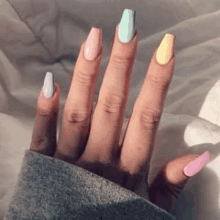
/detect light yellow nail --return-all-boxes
[156,33,175,65]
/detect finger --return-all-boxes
[148,151,213,213]
[30,72,60,156]
[79,10,139,163]
[54,27,103,163]
[118,34,176,176]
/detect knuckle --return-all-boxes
[76,69,96,86]
[37,107,53,117]
[100,93,126,114]
[111,55,133,70]
[138,107,161,129]
[31,134,48,147]
[147,73,170,90]
[66,109,90,123]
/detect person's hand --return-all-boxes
[29,10,212,214]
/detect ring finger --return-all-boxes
[77,10,138,164]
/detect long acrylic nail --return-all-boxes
[156,33,176,65]
[183,151,211,177]
[43,71,55,99]
[118,9,136,43]
[84,27,102,61]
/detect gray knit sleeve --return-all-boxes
[4,150,176,220]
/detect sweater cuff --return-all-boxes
[4,149,176,220]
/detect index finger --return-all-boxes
[118,33,176,176]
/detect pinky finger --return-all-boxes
[30,72,60,156]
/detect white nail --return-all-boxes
[43,71,55,99]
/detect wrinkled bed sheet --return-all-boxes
[0,0,220,219]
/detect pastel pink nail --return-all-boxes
[84,27,102,61]
[183,151,211,177]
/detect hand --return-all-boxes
[29,21,212,213]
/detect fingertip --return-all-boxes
[54,83,60,96]
[37,82,60,115]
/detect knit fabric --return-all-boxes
[4,150,176,220]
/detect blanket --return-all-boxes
[0,0,220,219]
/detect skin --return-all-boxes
[30,27,203,213]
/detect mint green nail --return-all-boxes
[118,9,136,43]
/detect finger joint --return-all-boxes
[99,93,126,115]
[111,55,133,71]
[37,108,54,117]
[75,69,96,86]
[66,109,90,123]
[137,107,161,129]
[147,73,170,91]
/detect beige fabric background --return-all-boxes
[0,0,220,219]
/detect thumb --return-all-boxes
[148,151,212,214]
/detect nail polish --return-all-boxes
[156,33,175,65]
[84,27,102,61]
[43,71,55,99]
[118,9,136,43]
[183,151,211,177]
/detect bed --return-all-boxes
[0,0,220,219]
